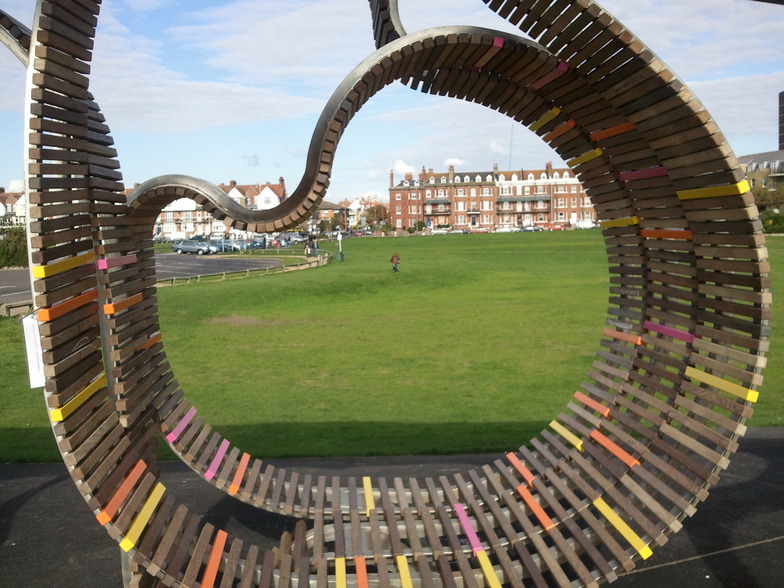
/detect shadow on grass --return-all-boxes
[0,420,550,463]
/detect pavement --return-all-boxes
[1,427,783,587]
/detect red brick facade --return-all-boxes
[389,164,596,231]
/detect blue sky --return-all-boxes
[2,0,783,202]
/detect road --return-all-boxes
[0,253,282,307]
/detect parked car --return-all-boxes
[171,240,212,255]
[431,228,450,235]
[449,228,470,234]
[210,239,242,252]
[522,225,543,232]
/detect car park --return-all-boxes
[171,240,212,255]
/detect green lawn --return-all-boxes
[1,231,781,462]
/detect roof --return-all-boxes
[738,150,784,175]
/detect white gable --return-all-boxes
[256,186,279,210]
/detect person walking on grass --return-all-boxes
[390,252,400,272]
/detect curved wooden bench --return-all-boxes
[7,0,769,586]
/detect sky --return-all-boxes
[1,0,783,203]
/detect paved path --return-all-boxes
[0,253,283,308]
[1,428,782,587]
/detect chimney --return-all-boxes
[448,164,454,183]
[419,165,426,183]
[230,180,237,187]
[545,162,553,178]
[279,176,287,200]
[389,169,395,188]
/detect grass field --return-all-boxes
[1,231,781,462]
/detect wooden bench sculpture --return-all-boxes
[3,0,770,585]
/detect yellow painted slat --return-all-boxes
[529,107,561,132]
[549,420,583,451]
[362,476,375,517]
[335,557,347,588]
[684,366,759,403]
[600,215,639,229]
[119,482,166,552]
[567,147,603,167]
[593,497,652,559]
[50,373,107,422]
[676,180,750,201]
[32,250,95,279]
[476,550,503,588]
[396,555,414,588]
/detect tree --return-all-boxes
[364,204,387,226]
[0,226,27,268]
[751,179,784,212]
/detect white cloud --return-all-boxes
[444,157,466,167]
[393,160,416,176]
[1,0,782,197]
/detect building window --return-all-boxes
[482,187,490,196]
[524,187,530,195]
[429,177,435,184]
[426,190,432,198]
[395,206,402,215]
[457,215,465,224]
[571,185,577,192]
[571,198,577,206]
[438,189,445,197]
[410,192,418,200]
[483,214,491,224]
[441,177,447,183]
[395,192,401,200]
[455,176,461,183]
[457,201,465,212]
[457,188,465,196]
[537,186,544,194]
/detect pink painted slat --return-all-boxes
[97,254,138,270]
[644,320,696,344]
[454,503,483,555]
[165,407,197,443]
[528,61,568,91]
[618,166,669,182]
[205,439,231,480]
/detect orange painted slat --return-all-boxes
[516,484,555,531]
[543,118,576,142]
[355,556,369,588]
[506,452,536,487]
[228,452,251,495]
[103,292,143,315]
[97,460,148,525]
[590,430,641,468]
[138,332,162,350]
[201,529,228,588]
[37,289,98,322]
[588,122,636,141]
[573,391,611,418]
[603,328,642,346]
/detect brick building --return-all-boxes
[388,163,596,231]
